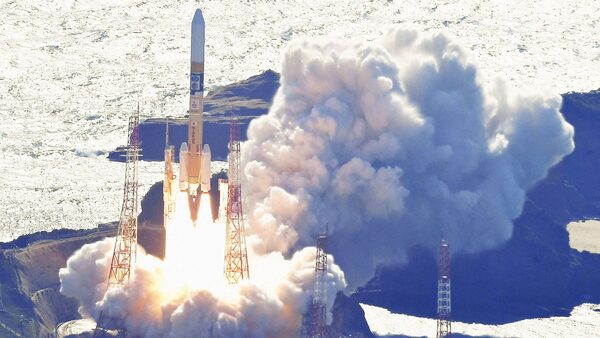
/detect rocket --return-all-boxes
[178,8,211,220]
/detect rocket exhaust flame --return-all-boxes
[163,192,224,297]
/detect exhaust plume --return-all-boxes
[242,27,574,287]
[60,239,345,337]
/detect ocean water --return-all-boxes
[1,0,599,241]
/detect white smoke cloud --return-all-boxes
[59,239,345,337]
[242,27,574,287]
[58,237,114,317]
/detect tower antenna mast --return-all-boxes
[436,237,452,338]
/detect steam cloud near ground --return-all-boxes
[60,238,345,337]
[242,27,574,287]
[60,27,574,336]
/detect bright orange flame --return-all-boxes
[194,193,226,291]
[162,190,228,301]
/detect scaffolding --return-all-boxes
[310,230,328,337]
[300,228,328,338]
[223,120,250,284]
[163,117,176,228]
[93,107,141,338]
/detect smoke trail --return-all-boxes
[242,27,574,287]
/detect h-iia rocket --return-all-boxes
[164,9,211,222]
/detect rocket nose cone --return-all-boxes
[192,9,205,25]
[202,144,211,154]
[180,142,189,152]
[191,9,205,63]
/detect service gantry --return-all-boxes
[300,227,329,338]
[93,107,141,338]
[310,229,328,337]
[223,120,250,284]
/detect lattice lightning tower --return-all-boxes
[93,107,141,338]
[308,229,328,338]
[436,238,451,338]
[224,120,250,284]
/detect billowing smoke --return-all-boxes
[60,26,574,336]
[60,238,346,337]
[242,27,574,287]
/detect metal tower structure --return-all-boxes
[163,117,176,225]
[300,228,328,338]
[224,120,250,284]
[436,238,451,338]
[93,107,141,338]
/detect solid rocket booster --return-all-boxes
[179,143,189,192]
[200,144,211,193]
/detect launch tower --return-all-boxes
[436,238,451,338]
[224,121,250,284]
[163,117,176,235]
[93,108,141,338]
[301,228,328,338]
